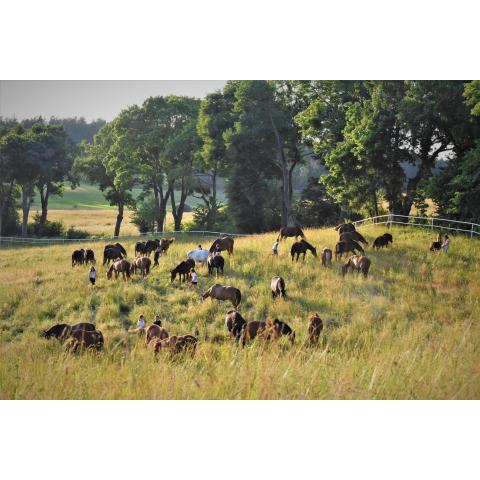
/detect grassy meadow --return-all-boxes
[0,225,479,399]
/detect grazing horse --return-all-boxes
[321,248,332,267]
[209,237,234,255]
[145,239,160,256]
[85,249,95,264]
[201,284,241,309]
[188,249,210,265]
[105,242,127,257]
[342,255,371,278]
[291,239,317,262]
[334,240,364,260]
[71,249,85,267]
[307,313,323,346]
[131,256,151,278]
[335,223,356,234]
[103,246,124,265]
[225,310,247,343]
[107,259,131,281]
[171,258,195,282]
[383,233,393,244]
[135,241,147,256]
[43,322,96,341]
[430,241,442,252]
[271,276,287,299]
[145,324,169,346]
[65,329,104,352]
[240,318,294,347]
[278,226,305,241]
[207,254,224,276]
[373,234,392,250]
[339,231,368,246]
[158,237,175,254]
[150,335,197,355]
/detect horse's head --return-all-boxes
[170,270,176,282]
[312,247,317,257]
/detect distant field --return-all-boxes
[0,225,478,399]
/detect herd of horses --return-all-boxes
[60,222,444,355]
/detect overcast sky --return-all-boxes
[0,80,227,122]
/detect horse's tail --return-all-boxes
[235,290,242,308]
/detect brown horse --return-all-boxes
[430,241,442,252]
[171,258,195,282]
[145,324,169,346]
[278,226,305,241]
[105,242,127,257]
[150,335,197,355]
[335,223,356,234]
[43,322,96,341]
[201,284,241,308]
[103,246,124,265]
[271,276,287,299]
[71,249,85,267]
[65,329,104,352]
[85,249,95,264]
[339,231,368,245]
[131,256,151,277]
[342,255,371,278]
[307,313,323,345]
[291,239,317,262]
[334,240,364,260]
[209,237,234,255]
[159,237,175,254]
[207,254,225,276]
[321,248,332,267]
[107,259,131,281]
[240,318,294,347]
[373,234,392,249]
[225,310,247,343]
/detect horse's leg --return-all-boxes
[303,252,306,262]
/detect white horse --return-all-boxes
[187,249,210,265]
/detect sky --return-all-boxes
[0,80,227,122]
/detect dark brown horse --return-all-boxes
[240,318,294,347]
[307,313,323,345]
[373,234,392,249]
[209,237,234,255]
[278,226,305,241]
[150,335,197,355]
[335,223,356,234]
[430,241,442,252]
[291,239,317,262]
[334,240,364,260]
[342,255,371,278]
[207,254,224,276]
[339,231,368,245]
[135,241,148,256]
[201,284,241,308]
[158,237,175,254]
[85,249,95,264]
[131,256,151,277]
[72,249,85,267]
[65,329,104,352]
[105,242,127,257]
[225,310,247,343]
[43,322,96,341]
[145,239,160,256]
[271,276,287,299]
[103,246,124,265]
[171,258,195,282]
[107,259,131,281]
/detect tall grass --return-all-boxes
[0,226,479,399]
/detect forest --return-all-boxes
[1,80,479,238]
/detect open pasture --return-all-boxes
[0,226,479,399]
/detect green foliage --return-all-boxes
[65,226,90,239]
[131,195,158,233]
[27,212,65,237]
[464,80,480,117]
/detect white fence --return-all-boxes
[352,214,480,238]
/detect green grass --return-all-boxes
[0,226,479,399]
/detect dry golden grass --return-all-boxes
[0,225,479,399]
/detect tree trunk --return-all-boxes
[114,201,124,237]
[153,184,162,232]
[170,179,189,231]
[38,184,50,237]
[21,184,33,238]
[209,169,218,229]
[0,180,15,237]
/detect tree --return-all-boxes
[464,80,480,117]
[0,129,19,236]
[76,121,135,237]
[31,124,75,236]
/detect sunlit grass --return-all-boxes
[0,225,479,399]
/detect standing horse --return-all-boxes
[278,226,305,241]
[171,258,195,282]
[225,310,247,343]
[72,249,85,267]
[107,259,131,281]
[105,243,127,257]
[103,246,124,265]
[131,256,151,278]
[209,237,234,255]
[342,255,371,278]
[290,239,317,262]
[335,223,356,234]
[207,254,225,276]
[321,248,332,267]
[201,284,241,309]
[85,249,95,264]
[334,240,364,260]
[271,276,287,299]
[188,249,210,265]
[339,231,368,246]
[158,237,175,254]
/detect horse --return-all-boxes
[71,249,85,267]
[158,237,175,254]
[307,313,323,346]
[131,256,151,278]
[278,226,305,241]
[103,246,124,265]
[145,324,169,346]
[430,241,442,252]
[107,259,131,281]
[383,233,393,244]
[153,248,162,267]
[65,329,104,352]
[225,310,247,343]
[271,276,287,299]
[335,223,356,234]
[135,241,147,256]
[85,249,95,264]
[342,255,371,278]
[321,248,332,267]
[209,237,234,255]
[150,335,197,356]
[171,258,195,282]
[334,240,364,260]
[188,249,210,265]
[240,318,294,347]
[290,239,317,262]
[145,239,160,256]
[373,234,392,250]
[339,231,368,245]
[201,284,241,308]
[105,242,127,257]
[207,254,225,276]
[43,322,96,341]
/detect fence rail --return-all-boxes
[351,214,480,237]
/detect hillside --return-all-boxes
[0,225,479,399]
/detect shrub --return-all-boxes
[28,212,65,237]
[66,226,90,239]
[131,195,157,234]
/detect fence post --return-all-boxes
[471,223,474,239]
[431,218,434,230]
